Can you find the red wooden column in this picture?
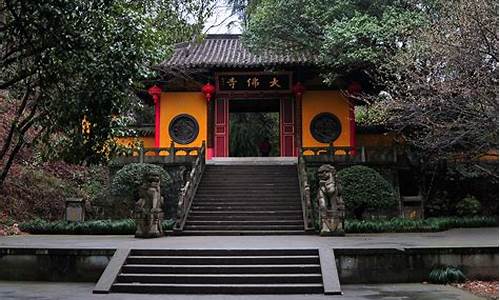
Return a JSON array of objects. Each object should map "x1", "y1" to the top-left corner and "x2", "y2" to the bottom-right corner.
[
  {"x1": 148, "y1": 85, "x2": 162, "y2": 147},
  {"x1": 292, "y1": 82, "x2": 305, "y2": 156},
  {"x1": 201, "y1": 83, "x2": 216, "y2": 159},
  {"x1": 280, "y1": 98, "x2": 295, "y2": 157},
  {"x1": 214, "y1": 98, "x2": 229, "y2": 157}
]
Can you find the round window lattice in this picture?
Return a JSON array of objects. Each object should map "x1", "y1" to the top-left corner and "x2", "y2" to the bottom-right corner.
[
  {"x1": 310, "y1": 112, "x2": 342, "y2": 143},
  {"x1": 168, "y1": 114, "x2": 199, "y2": 144}
]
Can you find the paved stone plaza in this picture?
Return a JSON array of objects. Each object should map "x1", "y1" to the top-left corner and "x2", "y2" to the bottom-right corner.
[
  {"x1": 0, "y1": 228, "x2": 497, "y2": 299},
  {"x1": 0, "y1": 281, "x2": 488, "y2": 300},
  {"x1": 0, "y1": 228, "x2": 497, "y2": 249}
]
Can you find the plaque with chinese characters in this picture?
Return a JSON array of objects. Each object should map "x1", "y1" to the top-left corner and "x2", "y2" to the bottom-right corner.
[{"x1": 216, "y1": 73, "x2": 291, "y2": 92}]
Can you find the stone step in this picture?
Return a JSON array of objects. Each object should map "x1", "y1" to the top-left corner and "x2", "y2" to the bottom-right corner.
[
  {"x1": 121, "y1": 264, "x2": 321, "y2": 274},
  {"x1": 195, "y1": 192, "x2": 300, "y2": 201},
  {"x1": 199, "y1": 181, "x2": 298, "y2": 185},
  {"x1": 203, "y1": 173, "x2": 298, "y2": 176},
  {"x1": 116, "y1": 273, "x2": 323, "y2": 284},
  {"x1": 196, "y1": 186, "x2": 300, "y2": 190},
  {"x1": 181, "y1": 230, "x2": 307, "y2": 235},
  {"x1": 194, "y1": 193, "x2": 301, "y2": 198},
  {"x1": 93, "y1": 248, "x2": 342, "y2": 295},
  {"x1": 192, "y1": 200, "x2": 301, "y2": 205},
  {"x1": 186, "y1": 219, "x2": 304, "y2": 225},
  {"x1": 111, "y1": 283, "x2": 324, "y2": 294},
  {"x1": 204, "y1": 168, "x2": 296, "y2": 172},
  {"x1": 182, "y1": 163, "x2": 304, "y2": 235},
  {"x1": 129, "y1": 249, "x2": 319, "y2": 256},
  {"x1": 184, "y1": 224, "x2": 305, "y2": 231},
  {"x1": 187, "y1": 215, "x2": 303, "y2": 221},
  {"x1": 200, "y1": 177, "x2": 298, "y2": 180},
  {"x1": 190, "y1": 206, "x2": 301, "y2": 211},
  {"x1": 202, "y1": 173, "x2": 298, "y2": 178},
  {"x1": 126, "y1": 255, "x2": 319, "y2": 265},
  {"x1": 188, "y1": 210, "x2": 302, "y2": 216},
  {"x1": 199, "y1": 181, "x2": 299, "y2": 186}
]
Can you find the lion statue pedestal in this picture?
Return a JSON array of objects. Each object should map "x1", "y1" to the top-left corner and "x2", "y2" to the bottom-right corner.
[
  {"x1": 317, "y1": 164, "x2": 345, "y2": 236},
  {"x1": 134, "y1": 171, "x2": 164, "y2": 238}
]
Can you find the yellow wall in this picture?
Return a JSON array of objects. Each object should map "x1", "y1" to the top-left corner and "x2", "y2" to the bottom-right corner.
[
  {"x1": 116, "y1": 136, "x2": 155, "y2": 156},
  {"x1": 116, "y1": 136, "x2": 155, "y2": 148},
  {"x1": 302, "y1": 91, "x2": 352, "y2": 147},
  {"x1": 160, "y1": 92, "x2": 207, "y2": 148}
]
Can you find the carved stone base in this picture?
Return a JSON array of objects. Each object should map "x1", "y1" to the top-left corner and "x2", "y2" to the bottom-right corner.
[
  {"x1": 319, "y1": 210, "x2": 345, "y2": 237},
  {"x1": 134, "y1": 210, "x2": 164, "y2": 238}
]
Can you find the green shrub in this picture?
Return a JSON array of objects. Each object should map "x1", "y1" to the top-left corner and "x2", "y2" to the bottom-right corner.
[
  {"x1": 19, "y1": 218, "x2": 176, "y2": 235},
  {"x1": 429, "y1": 265, "x2": 466, "y2": 284},
  {"x1": 111, "y1": 163, "x2": 171, "y2": 213},
  {"x1": 345, "y1": 216, "x2": 498, "y2": 233},
  {"x1": 456, "y1": 195, "x2": 481, "y2": 217},
  {"x1": 338, "y1": 165, "x2": 397, "y2": 219},
  {"x1": 425, "y1": 190, "x2": 453, "y2": 217}
]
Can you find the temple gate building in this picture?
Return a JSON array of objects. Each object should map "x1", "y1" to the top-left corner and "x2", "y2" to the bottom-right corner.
[
  {"x1": 123, "y1": 34, "x2": 366, "y2": 159},
  {"x1": 115, "y1": 34, "x2": 416, "y2": 235}
]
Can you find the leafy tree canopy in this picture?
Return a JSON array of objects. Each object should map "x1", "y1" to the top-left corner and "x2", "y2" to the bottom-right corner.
[
  {"x1": 378, "y1": 0, "x2": 498, "y2": 163},
  {"x1": 0, "y1": 0, "x2": 212, "y2": 184},
  {"x1": 242, "y1": 0, "x2": 424, "y2": 84}
]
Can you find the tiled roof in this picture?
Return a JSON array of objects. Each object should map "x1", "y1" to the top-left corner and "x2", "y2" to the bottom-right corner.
[{"x1": 157, "y1": 34, "x2": 317, "y2": 70}]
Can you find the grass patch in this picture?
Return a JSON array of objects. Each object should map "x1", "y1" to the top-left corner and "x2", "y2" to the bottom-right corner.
[
  {"x1": 345, "y1": 216, "x2": 498, "y2": 233},
  {"x1": 429, "y1": 265, "x2": 466, "y2": 284},
  {"x1": 19, "y1": 218, "x2": 176, "y2": 235},
  {"x1": 19, "y1": 216, "x2": 496, "y2": 235}
]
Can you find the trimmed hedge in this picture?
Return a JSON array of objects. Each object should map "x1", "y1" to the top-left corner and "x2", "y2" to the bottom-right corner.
[
  {"x1": 19, "y1": 218, "x2": 175, "y2": 235},
  {"x1": 337, "y1": 165, "x2": 398, "y2": 219},
  {"x1": 345, "y1": 216, "x2": 498, "y2": 233},
  {"x1": 19, "y1": 217, "x2": 496, "y2": 235},
  {"x1": 111, "y1": 163, "x2": 171, "y2": 203}
]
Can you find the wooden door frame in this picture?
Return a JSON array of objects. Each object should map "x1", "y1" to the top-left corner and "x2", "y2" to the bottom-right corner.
[
  {"x1": 214, "y1": 98, "x2": 229, "y2": 157},
  {"x1": 213, "y1": 96, "x2": 296, "y2": 157},
  {"x1": 280, "y1": 97, "x2": 295, "y2": 157}
]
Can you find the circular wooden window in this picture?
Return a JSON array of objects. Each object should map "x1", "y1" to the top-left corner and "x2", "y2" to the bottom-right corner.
[
  {"x1": 310, "y1": 112, "x2": 342, "y2": 143},
  {"x1": 168, "y1": 114, "x2": 199, "y2": 144}
]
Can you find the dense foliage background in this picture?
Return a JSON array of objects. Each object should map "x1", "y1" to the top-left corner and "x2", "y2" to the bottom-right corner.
[{"x1": 0, "y1": 0, "x2": 212, "y2": 185}]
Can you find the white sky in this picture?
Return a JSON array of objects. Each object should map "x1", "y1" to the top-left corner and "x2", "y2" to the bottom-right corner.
[{"x1": 203, "y1": 2, "x2": 242, "y2": 34}]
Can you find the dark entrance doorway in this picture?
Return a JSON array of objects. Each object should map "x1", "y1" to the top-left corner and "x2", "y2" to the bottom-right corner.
[
  {"x1": 229, "y1": 99, "x2": 280, "y2": 157},
  {"x1": 214, "y1": 97, "x2": 295, "y2": 157}
]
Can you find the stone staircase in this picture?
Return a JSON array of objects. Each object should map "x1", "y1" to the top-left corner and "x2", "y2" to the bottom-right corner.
[
  {"x1": 183, "y1": 164, "x2": 305, "y2": 235},
  {"x1": 94, "y1": 248, "x2": 341, "y2": 295}
]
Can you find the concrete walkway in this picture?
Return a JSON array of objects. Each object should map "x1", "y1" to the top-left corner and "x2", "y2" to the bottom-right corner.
[
  {"x1": 0, "y1": 228, "x2": 497, "y2": 250},
  {"x1": 0, "y1": 281, "x2": 487, "y2": 300}
]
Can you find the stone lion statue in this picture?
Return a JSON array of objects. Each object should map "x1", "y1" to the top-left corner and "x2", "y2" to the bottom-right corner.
[
  {"x1": 134, "y1": 171, "x2": 164, "y2": 238},
  {"x1": 317, "y1": 164, "x2": 345, "y2": 236}
]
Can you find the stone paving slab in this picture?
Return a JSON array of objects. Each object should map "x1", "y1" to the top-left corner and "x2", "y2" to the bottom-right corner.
[
  {"x1": 0, "y1": 228, "x2": 497, "y2": 250},
  {"x1": 0, "y1": 281, "x2": 487, "y2": 300}
]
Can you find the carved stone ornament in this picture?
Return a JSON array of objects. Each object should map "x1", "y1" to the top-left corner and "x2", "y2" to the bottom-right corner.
[
  {"x1": 310, "y1": 113, "x2": 342, "y2": 143},
  {"x1": 316, "y1": 164, "x2": 345, "y2": 236},
  {"x1": 168, "y1": 114, "x2": 199, "y2": 144},
  {"x1": 134, "y1": 171, "x2": 164, "y2": 238}
]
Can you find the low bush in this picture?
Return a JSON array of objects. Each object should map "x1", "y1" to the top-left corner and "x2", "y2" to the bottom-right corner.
[
  {"x1": 456, "y1": 195, "x2": 481, "y2": 217},
  {"x1": 429, "y1": 265, "x2": 466, "y2": 284},
  {"x1": 19, "y1": 217, "x2": 496, "y2": 235},
  {"x1": 345, "y1": 216, "x2": 498, "y2": 233},
  {"x1": 19, "y1": 218, "x2": 176, "y2": 235},
  {"x1": 338, "y1": 165, "x2": 398, "y2": 219},
  {"x1": 110, "y1": 163, "x2": 172, "y2": 216}
]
